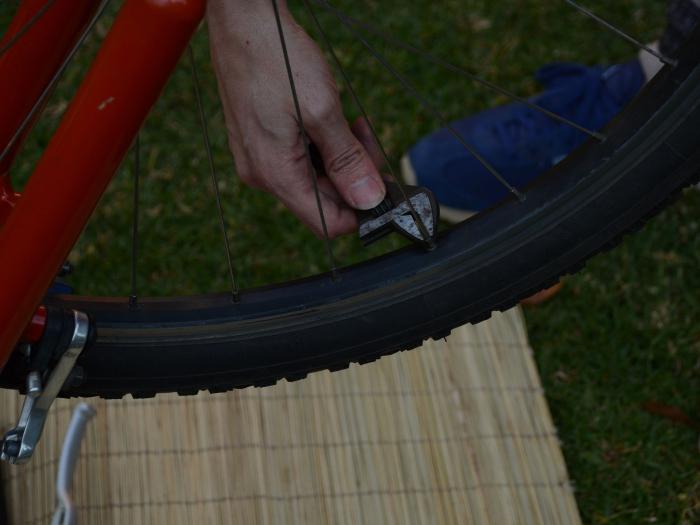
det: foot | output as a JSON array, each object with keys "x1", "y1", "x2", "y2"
[{"x1": 402, "y1": 59, "x2": 646, "y2": 220}]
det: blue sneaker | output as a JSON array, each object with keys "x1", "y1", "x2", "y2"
[{"x1": 402, "y1": 60, "x2": 645, "y2": 222}]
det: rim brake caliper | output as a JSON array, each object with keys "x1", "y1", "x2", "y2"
[{"x1": 1, "y1": 309, "x2": 92, "y2": 465}]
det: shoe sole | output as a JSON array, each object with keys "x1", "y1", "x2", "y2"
[{"x1": 400, "y1": 155, "x2": 476, "y2": 224}]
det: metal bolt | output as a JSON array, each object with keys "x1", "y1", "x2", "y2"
[
  {"x1": 59, "y1": 262, "x2": 73, "y2": 277},
  {"x1": 18, "y1": 343, "x2": 32, "y2": 358},
  {"x1": 2, "y1": 439, "x2": 20, "y2": 459},
  {"x1": 26, "y1": 371, "x2": 42, "y2": 398}
]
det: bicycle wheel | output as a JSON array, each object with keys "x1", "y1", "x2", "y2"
[{"x1": 0, "y1": 2, "x2": 698, "y2": 398}]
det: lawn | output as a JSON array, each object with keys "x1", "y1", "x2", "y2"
[{"x1": 2, "y1": 1, "x2": 698, "y2": 523}]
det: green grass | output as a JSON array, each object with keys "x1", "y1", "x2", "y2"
[
  {"x1": 2, "y1": 1, "x2": 698, "y2": 522},
  {"x1": 528, "y1": 191, "x2": 700, "y2": 524}
]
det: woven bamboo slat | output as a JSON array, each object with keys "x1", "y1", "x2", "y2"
[{"x1": 1, "y1": 307, "x2": 580, "y2": 525}]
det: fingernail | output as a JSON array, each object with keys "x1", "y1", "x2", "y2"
[{"x1": 348, "y1": 177, "x2": 385, "y2": 210}]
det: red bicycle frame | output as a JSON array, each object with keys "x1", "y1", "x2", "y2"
[{"x1": 0, "y1": 0, "x2": 205, "y2": 370}]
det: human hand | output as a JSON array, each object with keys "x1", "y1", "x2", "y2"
[{"x1": 207, "y1": 0, "x2": 386, "y2": 238}]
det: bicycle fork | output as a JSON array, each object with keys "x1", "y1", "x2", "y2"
[{"x1": 0, "y1": 0, "x2": 205, "y2": 371}]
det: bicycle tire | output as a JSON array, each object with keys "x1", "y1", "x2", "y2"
[{"x1": 1, "y1": 29, "x2": 699, "y2": 399}]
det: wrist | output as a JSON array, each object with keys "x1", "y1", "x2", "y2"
[{"x1": 206, "y1": 0, "x2": 291, "y2": 38}]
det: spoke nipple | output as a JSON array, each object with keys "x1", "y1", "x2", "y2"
[
  {"x1": 662, "y1": 56, "x2": 679, "y2": 68},
  {"x1": 423, "y1": 238, "x2": 437, "y2": 252},
  {"x1": 513, "y1": 189, "x2": 526, "y2": 203}
]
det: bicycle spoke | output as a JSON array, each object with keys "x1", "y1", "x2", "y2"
[
  {"x1": 324, "y1": 3, "x2": 524, "y2": 202},
  {"x1": 0, "y1": 0, "x2": 57, "y2": 58},
  {"x1": 129, "y1": 134, "x2": 140, "y2": 310},
  {"x1": 302, "y1": 0, "x2": 434, "y2": 245},
  {"x1": 0, "y1": 0, "x2": 111, "y2": 167},
  {"x1": 564, "y1": 0, "x2": 677, "y2": 66},
  {"x1": 188, "y1": 46, "x2": 240, "y2": 302},
  {"x1": 313, "y1": 0, "x2": 605, "y2": 142},
  {"x1": 271, "y1": 0, "x2": 339, "y2": 278}
]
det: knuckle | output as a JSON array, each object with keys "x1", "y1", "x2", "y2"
[
  {"x1": 309, "y1": 95, "x2": 340, "y2": 124},
  {"x1": 328, "y1": 145, "x2": 365, "y2": 180}
]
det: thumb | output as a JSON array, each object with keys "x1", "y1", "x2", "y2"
[
  {"x1": 351, "y1": 117, "x2": 385, "y2": 170},
  {"x1": 311, "y1": 118, "x2": 386, "y2": 210}
]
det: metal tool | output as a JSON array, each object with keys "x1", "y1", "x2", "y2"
[
  {"x1": 357, "y1": 181, "x2": 439, "y2": 249},
  {"x1": 309, "y1": 145, "x2": 439, "y2": 249},
  {"x1": 1, "y1": 310, "x2": 90, "y2": 465}
]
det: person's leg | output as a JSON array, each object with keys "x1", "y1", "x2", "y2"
[
  {"x1": 661, "y1": 0, "x2": 700, "y2": 57},
  {"x1": 404, "y1": 1, "x2": 700, "y2": 304},
  {"x1": 403, "y1": 0, "x2": 700, "y2": 221},
  {"x1": 641, "y1": 0, "x2": 700, "y2": 79}
]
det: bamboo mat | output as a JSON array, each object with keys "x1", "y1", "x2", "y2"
[{"x1": 1, "y1": 308, "x2": 581, "y2": 525}]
